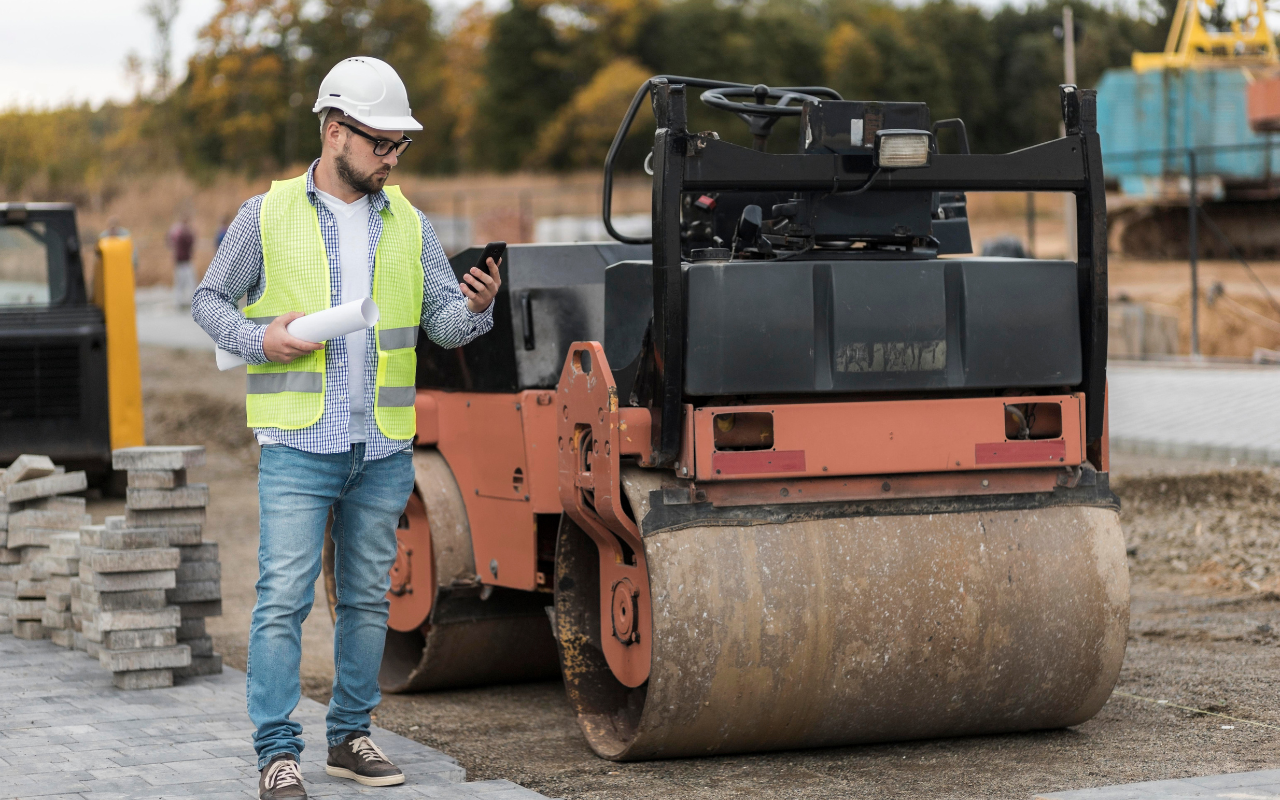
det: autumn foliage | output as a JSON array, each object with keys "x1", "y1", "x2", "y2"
[{"x1": 2, "y1": 0, "x2": 1170, "y2": 201}]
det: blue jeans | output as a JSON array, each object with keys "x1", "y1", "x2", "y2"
[{"x1": 248, "y1": 442, "x2": 414, "y2": 769}]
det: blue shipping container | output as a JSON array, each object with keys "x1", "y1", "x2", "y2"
[{"x1": 1096, "y1": 67, "x2": 1279, "y2": 195}]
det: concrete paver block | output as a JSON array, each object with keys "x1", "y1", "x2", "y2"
[
  {"x1": 5, "y1": 471, "x2": 89, "y2": 504},
  {"x1": 1, "y1": 597, "x2": 45, "y2": 619},
  {"x1": 0, "y1": 546, "x2": 19, "y2": 564},
  {"x1": 46, "y1": 591, "x2": 72, "y2": 611},
  {"x1": 92, "y1": 569, "x2": 176, "y2": 592},
  {"x1": 13, "y1": 619, "x2": 47, "y2": 638},
  {"x1": 126, "y1": 507, "x2": 207, "y2": 528},
  {"x1": 175, "y1": 561, "x2": 221, "y2": 582},
  {"x1": 17, "y1": 579, "x2": 49, "y2": 598},
  {"x1": 178, "y1": 542, "x2": 219, "y2": 562},
  {"x1": 96, "y1": 605, "x2": 181, "y2": 632},
  {"x1": 99, "y1": 644, "x2": 191, "y2": 672},
  {"x1": 9, "y1": 509, "x2": 92, "y2": 541},
  {"x1": 103, "y1": 627, "x2": 177, "y2": 650},
  {"x1": 128, "y1": 468, "x2": 188, "y2": 489},
  {"x1": 48, "y1": 532, "x2": 79, "y2": 557},
  {"x1": 41, "y1": 608, "x2": 73, "y2": 628},
  {"x1": 80, "y1": 587, "x2": 168, "y2": 611},
  {"x1": 126, "y1": 484, "x2": 209, "y2": 511},
  {"x1": 167, "y1": 581, "x2": 221, "y2": 603},
  {"x1": 178, "y1": 599, "x2": 222, "y2": 619},
  {"x1": 49, "y1": 628, "x2": 75, "y2": 648},
  {"x1": 181, "y1": 635, "x2": 213, "y2": 657},
  {"x1": 82, "y1": 525, "x2": 168, "y2": 550},
  {"x1": 112, "y1": 446, "x2": 206, "y2": 472},
  {"x1": 33, "y1": 555, "x2": 79, "y2": 576},
  {"x1": 173, "y1": 653, "x2": 223, "y2": 678},
  {"x1": 22, "y1": 496, "x2": 86, "y2": 513},
  {"x1": 1, "y1": 454, "x2": 57, "y2": 488},
  {"x1": 112, "y1": 668, "x2": 175, "y2": 690},
  {"x1": 89, "y1": 547, "x2": 180, "y2": 574},
  {"x1": 177, "y1": 617, "x2": 206, "y2": 639}
]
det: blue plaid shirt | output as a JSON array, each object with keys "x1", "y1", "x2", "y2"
[{"x1": 192, "y1": 160, "x2": 494, "y2": 460}]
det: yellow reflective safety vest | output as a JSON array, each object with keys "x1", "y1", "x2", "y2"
[{"x1": 244, "y1": 175, "x2": 424, "y2": 440}]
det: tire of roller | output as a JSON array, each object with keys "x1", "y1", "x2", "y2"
[
  {"x1": 553, "y1": 465, "x2": 1129, "y2": 760},
  {"x1": 322, "y1": 448, "x2": 560, "y2": 693}
]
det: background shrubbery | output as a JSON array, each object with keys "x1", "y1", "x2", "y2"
[{"x1": 2, "y1": 0, "x2": 1172, "y2": 201}]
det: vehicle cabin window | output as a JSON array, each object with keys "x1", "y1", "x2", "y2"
[{"x1": 0, "y1": 221, "x2": 66, "y2": 307}]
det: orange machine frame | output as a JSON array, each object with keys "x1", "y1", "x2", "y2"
[{"x1": 413, "y1": 385, "x2": 1090, "y2": 596}]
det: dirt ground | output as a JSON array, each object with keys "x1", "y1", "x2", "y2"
[{"x1": 83, "y1": 344, "x2": 1280, "y2": 800}]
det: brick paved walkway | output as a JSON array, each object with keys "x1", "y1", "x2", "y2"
[
  {"x1": 1109, "y1": 363, "x2": 1280, "y2": 465},
  {"x1": 0, "y1": 636, "x2": 550, "y2": 799},
  {"x1": 1036, "y1": 769, "x2": 1280, "y2": 799}
]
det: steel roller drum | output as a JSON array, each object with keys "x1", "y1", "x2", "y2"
[{"x1": 555, "y1": 467, "x2": 1129, "y2": 760}]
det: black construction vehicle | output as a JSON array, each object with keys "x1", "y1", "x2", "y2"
[{"x1": 0, "y1": 202, "x2": 144, "y2": 477}]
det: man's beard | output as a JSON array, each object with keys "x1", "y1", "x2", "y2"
[{"x1": 335, "y1": 142, "x2": 390, "y2": 195}]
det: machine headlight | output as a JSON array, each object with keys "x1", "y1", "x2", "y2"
[{"x1": 873, "y1": 130, "x2": 933, "y2": 168}]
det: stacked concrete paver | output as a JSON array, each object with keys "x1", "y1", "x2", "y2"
[
  {"x1": 78, "y1": 519, "x2": 190, "y2": 688},
  {"x1": 112, "y1": 445, "x2": 224, "y2": 680},
  {"x1": 0, "y1": 454, "x2": 89, "y2": 642}
]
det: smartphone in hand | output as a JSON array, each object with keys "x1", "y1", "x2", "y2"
[{"x1": 477, "y1": 241, "x2": 506, "y2": 271}]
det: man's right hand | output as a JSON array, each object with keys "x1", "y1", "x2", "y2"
[{"x1": 263, "y1": 312, "x2": 324, "y2": 363}]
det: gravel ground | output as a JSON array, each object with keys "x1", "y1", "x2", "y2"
[{"x1": 94, "y1": 348, "x2": 1280, "y2": 799}]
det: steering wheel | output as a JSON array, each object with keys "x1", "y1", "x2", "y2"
[{"x1": 701, "y1": 84, "x2": 825, "y2": 150}]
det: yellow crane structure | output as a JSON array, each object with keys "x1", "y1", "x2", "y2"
[{"x1": 1132, "y1": 0, "x2": 1279, "y2": 72}]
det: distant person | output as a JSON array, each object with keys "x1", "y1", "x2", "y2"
[
  {"x1": 191, "y1": 56, "x2": 501, "y2": 800},
  {"x1": 168, "y1": 215, "x2": 196, "y2": 308},
  {"x1": 214, "y1": 215, "x2": 231, "y2": 251}
]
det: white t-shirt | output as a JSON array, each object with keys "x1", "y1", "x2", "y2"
[
  {"x1": 258, "y1": 189, "x2": 372, "y2": 446},
  {"x1": 315, "y1": 188, "x2": 372, "y2": 443}
]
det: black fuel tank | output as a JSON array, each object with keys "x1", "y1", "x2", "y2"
[{"x1": 605, "y1": 257, "x2": 1082, "y2": 398}]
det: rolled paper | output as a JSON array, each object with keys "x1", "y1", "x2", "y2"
[{"x1": 215, "y1": 297, "x2": 380, "y2": 371}]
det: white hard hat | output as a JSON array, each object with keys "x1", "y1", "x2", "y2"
[{"x1": 313, "y1": 57, "x2": 422, "y2": 132}]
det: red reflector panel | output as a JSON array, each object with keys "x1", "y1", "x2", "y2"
[
  {"x1": 712, "y1": 450, "x2": 806, "y2": 475},
  {"x1": 975, "y1": 440, "x2": 1067, "y2": 465}
]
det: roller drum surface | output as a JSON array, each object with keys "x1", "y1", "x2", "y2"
[{"x1": 556, "y1": 469, "x2": 1129, "y2": 760}]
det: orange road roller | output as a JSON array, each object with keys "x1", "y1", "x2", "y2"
[{"x1": 323, "y1": 75, "x2": 1127, "y2": 761}]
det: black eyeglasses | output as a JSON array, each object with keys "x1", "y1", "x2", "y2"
[{"x1": 337, "y1": 121, "x2": 413, "y2": 157}]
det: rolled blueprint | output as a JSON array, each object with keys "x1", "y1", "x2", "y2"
[{"x1": 215, "y1": 297, "x2": 380, "y2": 371}]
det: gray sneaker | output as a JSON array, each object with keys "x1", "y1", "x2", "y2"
[
  {"x1": 325, "y1": 733, "x2": 406, "y2": 786},
  {"x1": 259, "y1": 753, "x2": 307, "y2": 799}
]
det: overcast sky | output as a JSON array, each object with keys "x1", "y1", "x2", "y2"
[{"x1": 6, "y1": 0, "x2": 1060, "y2": 110}]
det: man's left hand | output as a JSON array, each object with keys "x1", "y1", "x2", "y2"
[{"x1": 461, "y1": 257, "x2": 501, "y2": 313}]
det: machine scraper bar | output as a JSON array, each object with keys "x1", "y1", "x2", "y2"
[{"x1": 682, "y1": 136, "x2": 1089, "y2": 192}]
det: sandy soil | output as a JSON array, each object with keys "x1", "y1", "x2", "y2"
[{"x1": 86, "y1": 346, "x2": 1280, "y2": 799}]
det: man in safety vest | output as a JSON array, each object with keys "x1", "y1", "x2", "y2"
[{"x1": 192, "y1": 57, "x2": 501, "y2": 800}]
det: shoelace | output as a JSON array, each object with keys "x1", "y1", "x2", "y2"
[
  {"x1": 265, "y1": 758, "x2": 303, "y2": 789},
  {"x1": 349, "y1": 736, "x2": 390, "y2": 765}
]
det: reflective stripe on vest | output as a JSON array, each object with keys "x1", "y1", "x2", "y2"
[
  {"x1": 377, "y1": 386, "x2": 416, "y2": 407},
  {"x1": 378, "y1": 326, "x2": 417, "y2": 350},
  {"x1": 247, "y1": 372, "x2": 324, "y2": 394}
]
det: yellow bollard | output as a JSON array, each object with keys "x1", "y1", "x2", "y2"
[{"x1": 95, "y1": 236, "x2": 146, "y2": 450}]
